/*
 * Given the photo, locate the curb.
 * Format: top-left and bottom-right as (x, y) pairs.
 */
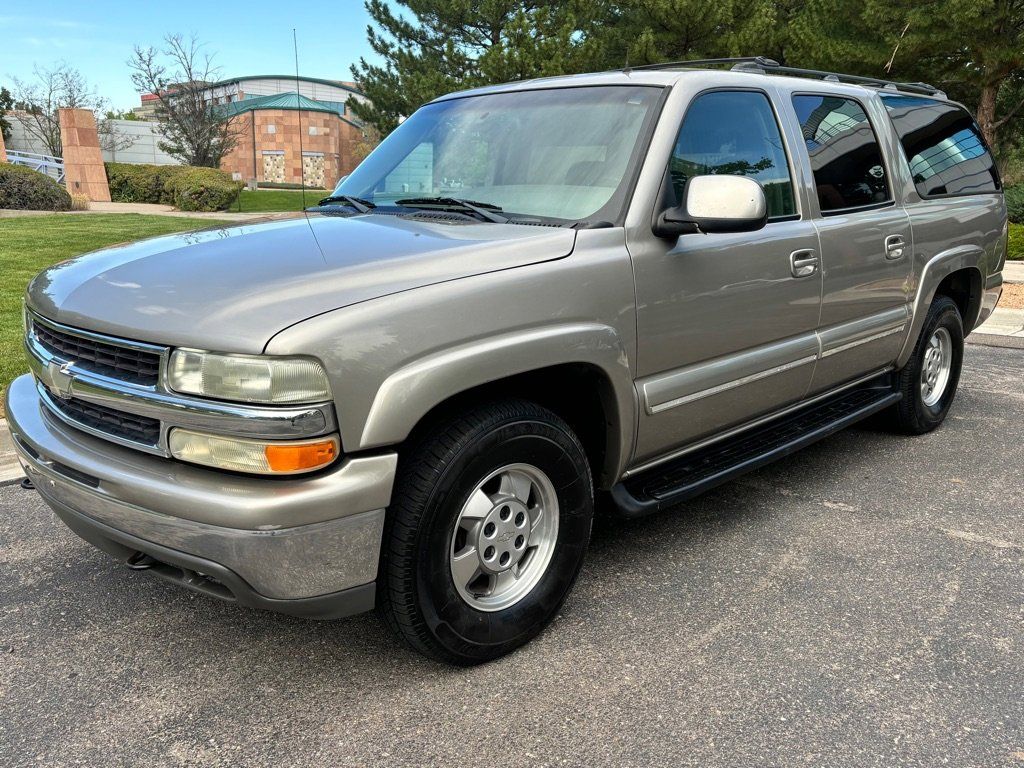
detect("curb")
(966, 332), (1024, 349)
(0, 418), (25, 487)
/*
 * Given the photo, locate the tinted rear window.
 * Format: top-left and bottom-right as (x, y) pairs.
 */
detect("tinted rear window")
(792, 95), (892, 213)
(880, 94), (1000, 197)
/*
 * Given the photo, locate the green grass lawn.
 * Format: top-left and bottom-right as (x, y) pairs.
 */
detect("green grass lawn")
(235, 188), (331, 213)
(1, 213), (230, 413)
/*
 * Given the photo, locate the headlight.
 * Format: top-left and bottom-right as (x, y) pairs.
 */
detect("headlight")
(168, 349), (331, 404)
(169, 429), (339, 474)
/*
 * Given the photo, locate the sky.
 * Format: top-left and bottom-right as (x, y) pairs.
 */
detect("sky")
(0, 1), (386, 109)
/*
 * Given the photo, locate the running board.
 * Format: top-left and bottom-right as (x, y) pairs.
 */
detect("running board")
(611, 377), (901, 518)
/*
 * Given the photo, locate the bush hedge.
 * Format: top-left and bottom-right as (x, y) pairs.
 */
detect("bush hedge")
(0, 163), (72, 211)
(1004, 184), (1024, 225)
(1008, 223), (1024, 261)
(105, 162), (242, 211)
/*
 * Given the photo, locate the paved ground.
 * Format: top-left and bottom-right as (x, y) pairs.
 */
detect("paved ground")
(1, 344), (1022, 767)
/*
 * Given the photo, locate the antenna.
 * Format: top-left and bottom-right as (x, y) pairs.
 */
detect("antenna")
(293, 28), (306, 210)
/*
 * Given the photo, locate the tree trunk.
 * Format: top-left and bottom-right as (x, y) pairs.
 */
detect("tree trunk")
(976, 82), (999, 150)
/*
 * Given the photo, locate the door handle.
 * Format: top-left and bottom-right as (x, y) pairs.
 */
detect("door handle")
(885, 234), (906, 260)
(790, 249), (819, 278)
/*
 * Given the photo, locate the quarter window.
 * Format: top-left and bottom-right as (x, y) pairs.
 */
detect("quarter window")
(792, 95), (891, 213)
(669, 91), (796, 220)
(880, 94), (1000, 197)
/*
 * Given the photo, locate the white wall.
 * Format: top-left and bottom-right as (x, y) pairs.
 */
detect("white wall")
(5, 114), (177, 165)
(102, 119), (177, 165)
(6, 117), (51, 155)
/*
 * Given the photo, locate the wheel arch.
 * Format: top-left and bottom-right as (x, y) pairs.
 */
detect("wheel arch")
(897, 247), (985, 368)
(357, 324), (637, 487)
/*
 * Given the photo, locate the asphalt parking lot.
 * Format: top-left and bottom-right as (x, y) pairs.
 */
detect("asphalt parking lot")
(1, 342), (1022, 767)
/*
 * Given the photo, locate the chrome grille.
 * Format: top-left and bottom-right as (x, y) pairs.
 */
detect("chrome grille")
(46, 395), (161, 447)
(32, 320), (162, 386)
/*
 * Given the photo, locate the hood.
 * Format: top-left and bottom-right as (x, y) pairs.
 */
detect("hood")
(27, 213), (576, 353)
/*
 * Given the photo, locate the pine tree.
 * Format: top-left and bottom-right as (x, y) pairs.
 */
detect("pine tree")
(790, 0), (1024, 151)
(349, 0), (606, 134)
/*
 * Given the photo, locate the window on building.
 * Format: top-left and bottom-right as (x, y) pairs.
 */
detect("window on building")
(309, 126), (317, 136)
(266, 124), (276, 134)
(668, 90), (796, 220)
(792, 95), (891, 213)
(880, 94), (1000, 197)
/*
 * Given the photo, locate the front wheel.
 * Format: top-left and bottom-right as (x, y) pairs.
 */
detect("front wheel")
(377, 399), (594, 665)
(885, 295), (964, 434)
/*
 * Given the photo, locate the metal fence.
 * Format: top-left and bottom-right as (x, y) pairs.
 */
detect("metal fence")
(6, 150), (65, 183)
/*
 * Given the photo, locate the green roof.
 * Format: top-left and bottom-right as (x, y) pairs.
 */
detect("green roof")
(219, 91), (341, 118)
(218, 91), (365, 130)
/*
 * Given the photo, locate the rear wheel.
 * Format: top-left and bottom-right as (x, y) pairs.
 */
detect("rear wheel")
(886, 295), (964, 434)
(377, 399), (594, 665)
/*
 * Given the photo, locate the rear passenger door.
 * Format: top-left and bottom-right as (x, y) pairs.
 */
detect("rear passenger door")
(790, 94), (914, 393)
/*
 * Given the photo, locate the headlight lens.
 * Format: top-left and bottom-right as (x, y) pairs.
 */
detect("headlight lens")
(168, 349), (331, 404)
(169, 429), (339, 474)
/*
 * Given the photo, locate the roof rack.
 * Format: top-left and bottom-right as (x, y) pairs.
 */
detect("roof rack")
(624, 56), (946, 99)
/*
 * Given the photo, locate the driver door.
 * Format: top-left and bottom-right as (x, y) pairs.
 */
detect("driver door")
(630, 89), (823, 465)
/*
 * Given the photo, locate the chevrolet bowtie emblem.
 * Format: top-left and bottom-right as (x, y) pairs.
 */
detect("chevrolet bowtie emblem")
(47, 360), (74, 400)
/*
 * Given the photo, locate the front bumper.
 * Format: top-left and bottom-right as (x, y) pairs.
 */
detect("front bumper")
(6, 373), (397, 618)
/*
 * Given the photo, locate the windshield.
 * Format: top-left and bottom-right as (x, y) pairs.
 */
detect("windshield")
(334, 85), (662, 223)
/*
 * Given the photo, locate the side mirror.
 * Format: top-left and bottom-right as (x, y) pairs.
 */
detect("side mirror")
(654, 175), (768, 238)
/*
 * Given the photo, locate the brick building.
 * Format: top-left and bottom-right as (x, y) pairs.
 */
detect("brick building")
(219, 93), (365, 189)
(136, 75), (370, 188)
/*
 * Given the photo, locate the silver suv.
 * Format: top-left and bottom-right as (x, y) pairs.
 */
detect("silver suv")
(7, 59), (1007, 664)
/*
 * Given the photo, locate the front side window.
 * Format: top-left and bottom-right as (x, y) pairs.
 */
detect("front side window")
(336, 86), (662, 223)
(669, 91), (796, 220)
(880, 94), (1000, 197)
(792, 95), (891, 213)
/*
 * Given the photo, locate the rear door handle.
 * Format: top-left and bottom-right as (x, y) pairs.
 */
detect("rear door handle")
(885, 234), (906, 260)
(790, 249), (819, 278)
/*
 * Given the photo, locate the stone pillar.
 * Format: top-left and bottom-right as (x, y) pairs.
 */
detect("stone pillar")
(0, 126), (7, 162)
(58, 108), (110, 201)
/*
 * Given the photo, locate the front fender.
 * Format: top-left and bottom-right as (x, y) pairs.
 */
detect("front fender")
(359, 322), (635, 478)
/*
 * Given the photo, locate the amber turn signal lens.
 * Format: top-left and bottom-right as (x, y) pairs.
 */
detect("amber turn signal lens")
(265, 439), (338, 473)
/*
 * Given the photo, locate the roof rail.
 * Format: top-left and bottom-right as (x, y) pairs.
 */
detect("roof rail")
(625, 56), (780, 73)
(622, 56), (946, 99)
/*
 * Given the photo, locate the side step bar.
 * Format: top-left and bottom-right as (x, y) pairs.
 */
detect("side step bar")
(611, 376), (901, 518)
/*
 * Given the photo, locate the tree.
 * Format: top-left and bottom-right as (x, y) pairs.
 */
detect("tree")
(104, 109), (140, 121)
(349, 0), (607, 134)
(128, 34), (242, 167)
(8, 63), (127, 157)
(0, 86), (13, 143)
(789, 0), (1024, 152)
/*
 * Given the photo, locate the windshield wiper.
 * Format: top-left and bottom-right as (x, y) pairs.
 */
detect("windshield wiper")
(395, 196), (509, 224)
(316, 195), (376, 213)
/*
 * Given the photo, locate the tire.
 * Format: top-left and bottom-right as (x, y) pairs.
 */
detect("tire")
(377, 399), (594, 665)
(886, 295), (964, 434)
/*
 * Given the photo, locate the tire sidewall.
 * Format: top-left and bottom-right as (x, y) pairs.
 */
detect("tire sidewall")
(413, 417), (592, 661)
(910, 299), (964, 427)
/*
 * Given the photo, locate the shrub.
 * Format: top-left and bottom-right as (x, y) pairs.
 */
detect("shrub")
(105, 162), (241, 211)
(1008, 223), (1024, 261)
(166, 168), (242, 212)
(69, 193), (90, 211)
(1004, 184), (1024, 225)
(105, 162), (186, 204)
(0, 163), (72, 211)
